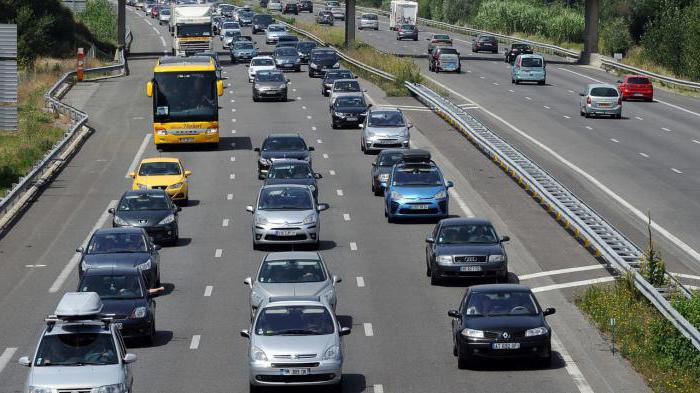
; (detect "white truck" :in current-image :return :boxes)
[389,0,418,30]
[169,4,213,56]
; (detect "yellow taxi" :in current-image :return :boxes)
[129,157,191,203]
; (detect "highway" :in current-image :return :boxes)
[0,5,652,393]
[291,7,700,283]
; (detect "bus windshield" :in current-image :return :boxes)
[153,71,218,122]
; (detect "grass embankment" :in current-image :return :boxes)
[577,278,700,393]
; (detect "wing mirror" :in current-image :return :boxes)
[425,236,434,243]
[543,307,556,316]
[616,80,623,84]
[240,329,251,338]
[308,146,315,151]
[500,235,510,242]
[184,169,192,177]
[407,123,413,128]
[332,275,342,284]
[174,205,182,213]
[253,147,261,152]
[246,205,255,213]
[128,171,136,178]
[18,356,31,367]
[146,81,153,97]
[447,309,461,318]
[154,244,162,250]
[108,208,115,214]
[317,203,329,212]
[123,353,137,364]
[76,246,85,253]
[244,277,253,286]
[445,181,454,188]
[339,327,351,336]
[314,173,323,179]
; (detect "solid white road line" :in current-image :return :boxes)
[0,347,18,374]
[673,272,700,280]
[160,36,167,47]
[125,134,152,178]
[204,286,213,297]
[543,105,550,109]
[356,276,365,287]
[336,189,344,196]
[145,19,152,26]
[343,213,351,221]
[215,249,223,258]
[693,140,700,144]
[350,242,358,251]
[363,323,374,337]
[449,189,474,217]
[519,264,605,281]
[190,335,201,349]
[552,334,595,393]
[316,139,323,144]
[222,219,229,227]
[662,127,671,132]
[152,26,160,34]
[373,384,384,393]
[49,200,117,293]
[227,193,233,200]
[329,170,336,176]
[672,168,683,174]
[610,138,619,143]
[634,116,644,121]
[563,115,571,119]
[639,152,649,158]
[230,156,236,162]
[531,276,615,293]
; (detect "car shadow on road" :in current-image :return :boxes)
[126,330,173,349]
[465,351,566,371]
[160,282,176,296]
[169,237,192,247]
[432,273,517,288]
[336,315,353,330]
[391,215,460,225]
[271,374,367,393]
[218,136,253,151]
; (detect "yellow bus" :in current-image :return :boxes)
[146,56,224,149]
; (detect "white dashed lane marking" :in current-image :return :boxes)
[356,276,365,287]
[227,193,233,200]
[349,242,358,251]
[363,323,374,337]
[316,139,323,144]
[336,189,344,196]
[190,335,201,350]
[343,213,350,221]
[323,153,329,159]
[610,138,619,143]
[585,126,592,130]
[215,249,223,258]
[672,168,683,174]
[230,156,236,162]
[639,152,649,158]
[0,347,18,374]
[329,170,336,176]
[563,115,571,119]
[543,105,550,109]
[525,96,532,100]
[204,286,213,297]
[693,140,700,144]
[312,126,317,131]
[634,116,643,120]
[374,385,384,393]
[662,127,671,132]
[222,219,229,227]
[230,174,236,179]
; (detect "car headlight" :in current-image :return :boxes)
[255,214,269,226]
[321,345,340,360]
[113,215,128,226]
[310,63,318,68]
[378,173,389,182]
[303,213,316,225]
[437,255,453,264]
[279,83,287,89]
[252,346,268,361]
[137,183,148,190]
[294,58,300,63]
[136,258,152,271]
[488,254,506,263]
[28,387,53,393]
[332,62,339,68]
[130,306,147,319]
[334,111,344,117]
[158,214,175,225]
[525,326,549,337]
[461,328,484,338]
[433,190,447,199]
[259,157,271,165]
[308,185,316,192]
[390,191,403,200]
[206,128,218,134]
[168,182,184,189]
[94,384,127,393]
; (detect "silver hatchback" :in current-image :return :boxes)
[244,251,341,319]
[579,83,622,119]
[361,106,412,153]
[240,297,351,391]
[247,184,329,249]
[359,13,379,30]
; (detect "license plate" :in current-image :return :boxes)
[274,230,296,236]
[599,103,610,107]
[179,138,194,143]
[346,117,357,121]
[634,93,643,96]
[411,204,430,210]
[492,342,520,350]
[282,64,293,67]
[264,91,277,95]
[114,322,123,329]
[460,266,481,272]
[280,368,309,375]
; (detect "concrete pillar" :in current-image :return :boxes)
[581,0,599,64]
[345,0,356,47]
[117,0,126,49]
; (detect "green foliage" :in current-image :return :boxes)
[76,0,117,45]
[640,213,667,287]
[600,17,633,56]
[679,1,700,81]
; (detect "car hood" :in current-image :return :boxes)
[114,210,172,226]
[275,55,299,61]
[434,243,502,256]
[267,31,286,37]
[83,253,151,267]
[234,48,256,54]
[261,150,309,160]
[254,334,336,356]
[254,281,330,300]
[464,315,545,332]
[333,105,367,114]
[256,209,314,224]
[365,126,408,137]
[250,65,276,74]
[332,91,363,101]
[265,178,315,187]
[101,298,147,317]
[391,185,444,199]
[135,174,183,186]
[255,81,286,89]
[28,364,123,389]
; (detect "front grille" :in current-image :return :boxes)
[454,255,487,263]
[170,129,201,135]
[273,353,316,359]
[265,234,308,241]
[483,330,526,339]
[179,42,210,52]
[270,227,301,230]
[271,362,320,367]
[399,207,438,215]
[256,373,336,383]
[151,185,168,190]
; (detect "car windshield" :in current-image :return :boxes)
[437,224,498,244]
[368,111,404,127]
[254,15,274,23]
[252,58,274,66]
[262,137,306,151]
[590,87,619,97]
[325,71,352,81]
[276,47,297,56]
[268,25,285,32]
[401,24,415,30]
[117,194,170,211]
[235,42,254,50]
[434,34,449,40]
[160,9,170,15]
[378,152,405,166]
[138,162,181,176]
[258,259,326,283]
[334,81,360,92]
[223,22,239,29]
[87,232,147,254]
[466,291,539,317]
[225,31,239,38]
[512,43,529,49]
[297,42,317,50]
[479,35,495,42]
[363,14,377,20]
[256,72,285,82]
[79,274,144,300]
[335,96,366,107]
[268,163,314,179]
[521,57,543,67]
[255,306,334,335]
[34,333,118,366]
[628,77,651,85]
[312,51,337,61]
[240,11,254,17]
[153,71,217,122]
[177,23,211,37]
[393,166,442,186]
[258,187,313,210]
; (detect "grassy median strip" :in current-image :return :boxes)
[577,277,700,393]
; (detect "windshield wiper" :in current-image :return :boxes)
[272,329,321,335]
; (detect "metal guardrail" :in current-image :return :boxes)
[0,29,132,233]
[601,57,700,91]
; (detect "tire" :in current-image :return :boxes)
[616,113,622,119]
[253,95,258,102]
[497,272,509,283]
[331,122,337,129]
[514,79,520,85]
[457,346,471,369]
[430,268,440,285]
[538,80,545,85]
[145,321,156,346]
[374,184,382,196]
[252,241,261,251]
[584,111,590,118]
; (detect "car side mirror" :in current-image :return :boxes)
[314,173,323,179]
[358,124,364,128]
[108,208,115,214]
[287,79,291,83]
[174,206,182,213]
[339,327,351,336]
[446,181,454,188]
[123,353,137,364]
[148,287,164,297]
[244,277,253,286]
[363,89,367,92]
[317,203,329,212]
[146,81,153,97]
[407,123,413,128]
[18,356,31,367]
[500,235,510,242]
[240,329,251,338]
[154,244,162,250]
[76,246,85,253]
[616,80,623,84]
[253,147,261,152]
[425,236,434,243]
[332,275,342,284]
[367,103,372,108]
[447,309,461,318]
[216,80,224,96]
[246,205,255,213]
[128,171,136,178]
[543,307,556,316]
[184,170,192,177]
[308,146,315,151]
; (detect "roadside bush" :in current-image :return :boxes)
[600,17,633,56]
[641,1,687,77]
[76,0,117,45]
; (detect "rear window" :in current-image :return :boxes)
[590,87,619,97]
[434,34,450,41]
[479,35,496,42]
[438,48,458,55]
[362,14,378,20]
[521,57,543,68]
[628,77,651,85]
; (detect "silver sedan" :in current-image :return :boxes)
[579,83,622,119]
[246,184,329,249]
[244,251,341,319]
[361,107,412,153]
[265,24,288,44]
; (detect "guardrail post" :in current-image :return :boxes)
[344,0,356,47]
[117,0,126,49]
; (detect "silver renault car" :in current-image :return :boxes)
[361,106,412,153]
[247,184,329,249]
[240,296,351,392]
[579,83,622,119]
[244,252,341,319]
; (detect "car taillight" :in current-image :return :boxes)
[586,97,591,105]
[618,97,622,105]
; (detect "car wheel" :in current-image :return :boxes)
[511,78,515,84]
[430,268,440,285]
[145,322,156,346]
[538,80,545,85]
[497,272,509,283]
[282,95,287,102]
[616,113,622,119]
[457,345,471,369]
[331,122,337,129]
[584,110,590,118]
[514,79,520,85]
[253,95,258,102]
[373,184,382,196]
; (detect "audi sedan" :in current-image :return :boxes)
[425,218,509,285]
[110,190,181,245]
[448,284,555,368]
[246,184,329,249]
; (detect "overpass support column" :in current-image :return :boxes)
[117,0,126,49]
[345,0,356,47]
[581,0,599,64]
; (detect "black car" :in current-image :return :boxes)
[299,0,313,12]
[448,284,555,368]
[505,43,533,64]
[330,96,370,129]
[472,34,498,53]
[264,159,322,200]
[110,190,181,245]
[321,69,354,96]
[371,149,406,196]
[77,227,161,288]
[254,134,315,179]
[296,41,318,64]
[283,2,298,14]
[78,267,162,344]
[252,13,274,34]
[425,217,509,285]
[259,0,269,8]
[308,48,339,77]
[252,70,289,102]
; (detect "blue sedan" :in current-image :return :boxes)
[384,161,453,222]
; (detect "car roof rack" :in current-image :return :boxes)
[45,292,114,331]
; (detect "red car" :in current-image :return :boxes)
[617,75,654,101]
[150,4,160,18]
